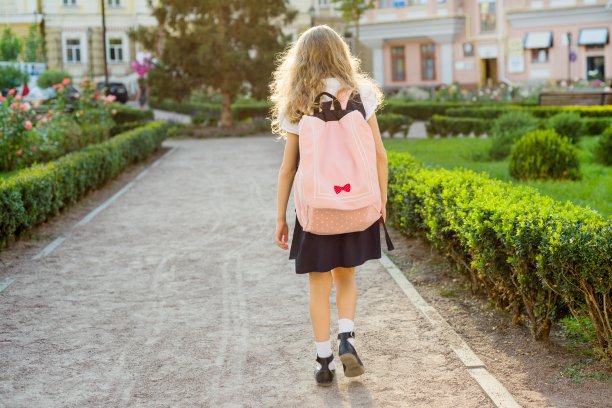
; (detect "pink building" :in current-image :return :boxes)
[357,0,612,90]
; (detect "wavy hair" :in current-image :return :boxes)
[269,25,383,138]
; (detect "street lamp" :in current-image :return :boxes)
[308,4,315,28]
[101,0,109,85]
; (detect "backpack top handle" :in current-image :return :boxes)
[313,92,342,113]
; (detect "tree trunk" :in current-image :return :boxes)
[220,92,233,128]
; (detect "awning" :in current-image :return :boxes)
[523,32,553,49]
[577,28,609,46]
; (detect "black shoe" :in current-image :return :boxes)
[314,354,335,386]
[337,331,365,377]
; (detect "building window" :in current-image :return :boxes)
[420,44,436,80]
[108,37,125,63]
[479,0,496,33]
[65,38,82,64]
[586,56,605,81]
[379,0,426,7]
[318,0,330,7]
[107,0,122,6]
[530,49,548,63]
[391,46,405,81]
[63,0,77,5]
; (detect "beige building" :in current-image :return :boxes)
[42,0,156,82]
[0,0,42,37]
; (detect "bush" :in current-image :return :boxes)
[489,111,539,160]
[109,103,153,124]
[509,129,580,180]
[36,70,72,89]
[582,118,612,136]
[0,122,168,247]
[377,113,413,138]
[382,101,464,120]
[388,151,611,355]
[0,65,29,91]
[545,112,584,144]
[425,115,487,137]
[595,126,612,166]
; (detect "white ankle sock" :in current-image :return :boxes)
[315,340,336,370]
[338,319,356,346]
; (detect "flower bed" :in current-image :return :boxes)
[0,121,168,248]
[388,151,611,357]
[0,79,152,173]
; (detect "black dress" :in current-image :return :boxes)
[288,91,394,275]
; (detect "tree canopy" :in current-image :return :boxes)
[134,0,297,127]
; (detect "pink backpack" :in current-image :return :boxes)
[294,89,382,235]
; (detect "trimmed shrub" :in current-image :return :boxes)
[0,121,168,247]
[595,126,612,166]
[110,103,153,124]
[489,110,539,160]
[545,112,583,144]
[378,113,413,138]
[0,65,29,91]
[36,70,72,89]
[442,105,612,120]
[382,101,463,120]
[388,151,611,354]
[509,129,580,180]
[425,115,488,137]
[582,118,612,136]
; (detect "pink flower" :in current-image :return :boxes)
[30,146,37,152]
[8,89,16,95]
[62,78,71,85]
[52,84,63,91]
[15,95,22,101]
[24,121,33,130]
[17,149,22,157]
[105,94,117,103]
[0,95,5,102]
[10,102,18,109]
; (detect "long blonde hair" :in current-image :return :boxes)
[269,25,383,138]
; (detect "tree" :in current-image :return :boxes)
[133,0,297,128]
[331,0,375,57]
[23,24,44,62]
[0,28,22,61]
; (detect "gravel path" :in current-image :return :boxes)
[0,137,494,407]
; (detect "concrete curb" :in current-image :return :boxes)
[379,253,522,408]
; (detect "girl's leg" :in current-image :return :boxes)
[332,267,357,321]
[308,271,333,341]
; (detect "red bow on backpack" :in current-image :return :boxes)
[334,183,351,194]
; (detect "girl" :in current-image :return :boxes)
[270,25,392,386]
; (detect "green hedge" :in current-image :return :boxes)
[381,101,464,120]
[425,115,488,137]
[426,114,611,137]
[110,103,154,124]
[388,152,611,356]
[377,113,414,138]
[149,98,270,122]
[445,105,612,120]
[0,121,168,247]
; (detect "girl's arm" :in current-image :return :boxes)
[367,114,388,221]
[275,132,299,250]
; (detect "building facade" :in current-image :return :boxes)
[357,0,612,90]
[42,0,156,81]
[0,0,41,37]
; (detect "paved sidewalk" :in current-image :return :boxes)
[0,137,494,407]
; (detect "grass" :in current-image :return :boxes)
[384,136,612,217]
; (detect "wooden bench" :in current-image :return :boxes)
[539,91,612,106]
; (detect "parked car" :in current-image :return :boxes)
[95,82,129,104]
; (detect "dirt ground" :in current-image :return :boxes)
[0,137,500,407]
[384,227,612,408]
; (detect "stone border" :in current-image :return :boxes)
[379,253,522,408]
